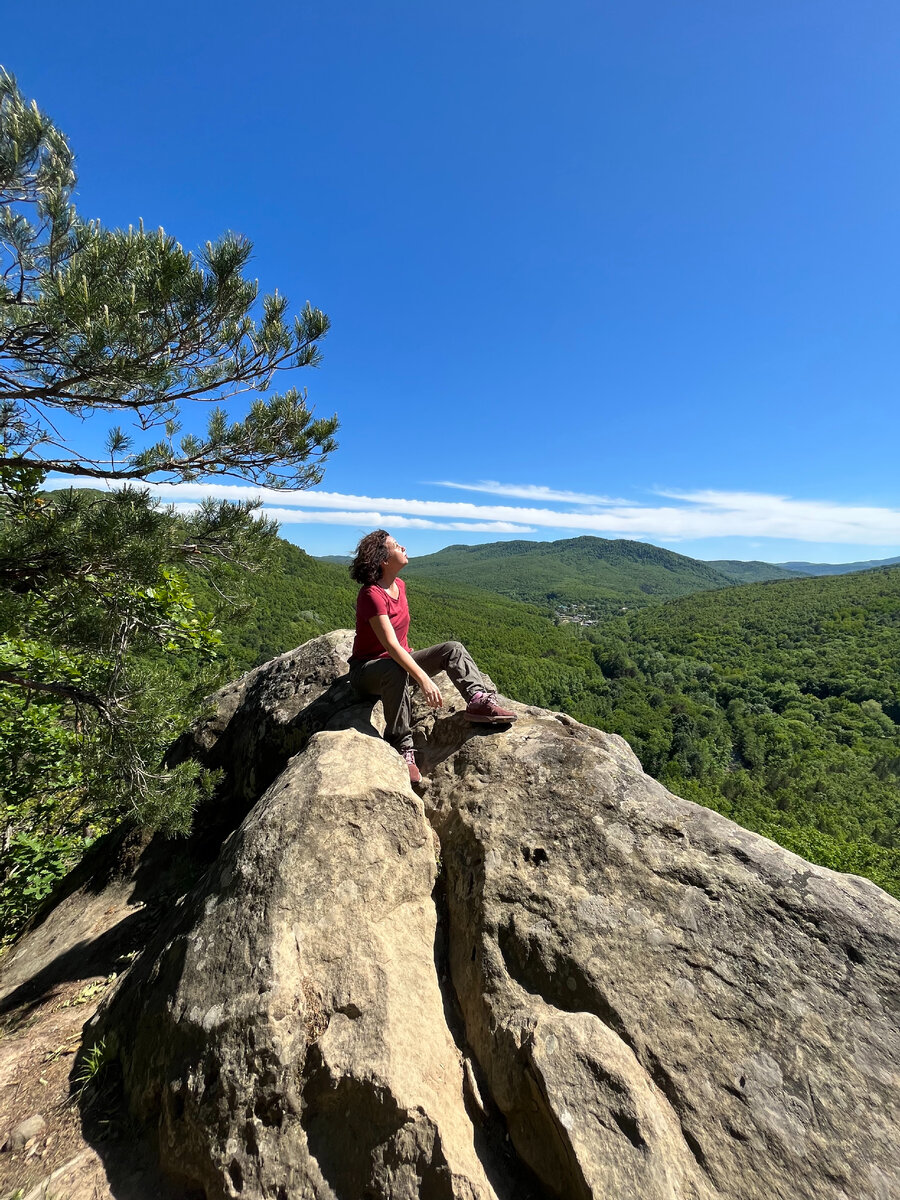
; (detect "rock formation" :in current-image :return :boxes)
[6,631,900,1199]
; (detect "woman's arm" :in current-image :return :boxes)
[369,614,443,708]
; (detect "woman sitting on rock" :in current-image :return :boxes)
[348,529,517,782]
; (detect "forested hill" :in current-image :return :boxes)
[190,540,360,668]
[587,565,900,894]
[403,535,734,618]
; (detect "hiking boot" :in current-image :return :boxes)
[402,748,422,783]
[465,691,518,724]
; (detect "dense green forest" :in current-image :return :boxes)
[581,568,900,895]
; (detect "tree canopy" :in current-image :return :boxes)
[0,67,337,487]
[0,68,340,939]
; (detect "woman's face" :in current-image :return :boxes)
[383,535,409,570]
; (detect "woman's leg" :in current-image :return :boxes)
[411,642,518,724]
[349,657,415,751]
[410,641,486,701]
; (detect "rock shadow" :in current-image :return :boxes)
[70,903,203,1200]
[416,711,514,776]
[430,869,553,1200]
[72,1055,198,1200]
[0,906,155,1020]
[175,673,364,840]
[302,1051,458,1200]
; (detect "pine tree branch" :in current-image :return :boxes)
[0,670,110,715]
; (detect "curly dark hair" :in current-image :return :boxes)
[349,529,391,585]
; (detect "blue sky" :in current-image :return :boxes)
[8,0,900,562]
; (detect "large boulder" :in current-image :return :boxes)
[22,633,900,1199]
[93,730,500,1200]
[166,629,360,815]
[426,712,900,1200]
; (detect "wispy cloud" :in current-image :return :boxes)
[170,503,533,533]
[44,477,900,546]
[430,480,623,505]
[655,489,900,545]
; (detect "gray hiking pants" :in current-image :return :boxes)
[348,641,486,753]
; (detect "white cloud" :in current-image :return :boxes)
[656,490,900,544]
[44,476,900,546]
[170,502,533,533]
[430,480,623,505]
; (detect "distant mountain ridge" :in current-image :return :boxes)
[708,560,806,582]
[314,539,900,606]
[774,555,900,576]
[711,555,900,582]
[403,535,733,617]
[319,544,900,590]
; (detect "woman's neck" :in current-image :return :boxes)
[379,567,400,591]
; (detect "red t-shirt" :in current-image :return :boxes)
[351,579,411,661]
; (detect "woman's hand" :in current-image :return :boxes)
[367,615,443,708]
[418,676,444,709]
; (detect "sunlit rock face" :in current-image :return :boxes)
[425,707,900,1200]
[35,633,900,1198]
